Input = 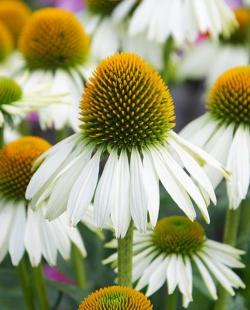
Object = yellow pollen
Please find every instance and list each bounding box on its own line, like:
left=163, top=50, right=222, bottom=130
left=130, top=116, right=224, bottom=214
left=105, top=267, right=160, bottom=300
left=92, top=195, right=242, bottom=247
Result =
left=207, top=66, right=250, bottom=127
left=0, top=20, right=13, bottom=61
left=78, top=286, right=153, bottom=310
left=80, top=52, right=175, bottom=151
left=0, top=0, right=31, bottom=46
left=0, top=137, right=51, bottom=201
left=19, top=8, right=90, bottom=71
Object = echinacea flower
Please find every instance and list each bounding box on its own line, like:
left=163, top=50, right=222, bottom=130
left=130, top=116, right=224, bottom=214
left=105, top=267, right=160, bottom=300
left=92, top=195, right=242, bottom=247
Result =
left=17, top=8, right=91, bottom=130
left=82, top=0, right=163, bottom=70
left=0, top=137, right=86, bottom=266
left=0, top=0, right=31, bottom=46
left=26, top=53, right=228, bottom=238
left=78, top=286, right=153, bottom=309
left=180, top=7, right=250, bottom=85
left=181, top=66, right=250, bottom=209
left=115, top=0, right=237, bottom=44
left=0, top=75, right=68, bottom=128
left=104, top=216, right=245, bottom=307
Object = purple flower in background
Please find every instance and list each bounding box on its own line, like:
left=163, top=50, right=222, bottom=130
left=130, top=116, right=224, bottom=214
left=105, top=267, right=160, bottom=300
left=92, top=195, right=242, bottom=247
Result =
left=225, top=0, right=243, bottom=8
left=41, top=0, right=85, bottom=12
left=44, top=266, right=75, bottom=285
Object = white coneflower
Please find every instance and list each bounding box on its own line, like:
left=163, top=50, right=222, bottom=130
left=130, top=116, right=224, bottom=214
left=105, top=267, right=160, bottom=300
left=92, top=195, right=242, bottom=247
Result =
left=81, top=0, right=163, bottom=70
left=78, top=286, right=153, bottom=309
left=114, top=0, right=237, bottom=44
left=26, top=52, right=228, bottom=238
left=0, top=137, right=86, bottom=267
left=104, top=216, right=245, bottom=307
left=180, top=7, right=250, bottom=85
left=181, top=66, right=250, bottom=209
left=17, top=8, right=92, bottom=130
left=0, top=75, right=68, bottom=128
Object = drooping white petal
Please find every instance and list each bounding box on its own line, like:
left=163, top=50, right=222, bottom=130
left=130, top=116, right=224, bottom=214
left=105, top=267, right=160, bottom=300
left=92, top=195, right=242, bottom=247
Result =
left=24, top=208, right=42, bottom=267
left=26, top=134, right=79, bottom=199
left=94, top=150, right=118, bottom=229
left=143, top=151, right=160, bottom=227
left=193, top=255, right=217, bottom=299
left=0, top=204, right=15, bottom=262
left=227, top=126, right=250, bottom=209
left=68, top=151, right=101, bottom=225
left=146, top=257, right=169, bottom=296
left=160, top=147, right=210, bottom=223
left=151, top=149, right=196, bottom=221
left=166, top=254, right=179, bottom=294
left=8, top=203, right=26, bottom=266
left=130, top=149, right=148, bottom=232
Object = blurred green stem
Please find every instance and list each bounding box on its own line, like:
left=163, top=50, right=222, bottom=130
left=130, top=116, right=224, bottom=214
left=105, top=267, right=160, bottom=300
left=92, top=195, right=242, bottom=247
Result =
left=72, top=244, right=86, bottom=289
left=214, top=207, right=241, bottom=310
left=32, top=264, right=50, bottom=310
left=17, top=258, right=35, bottom=310
left=56, top=127, right=69, bottom=142
left=238, top=199, right=250, bottom=249
left=167, top=290, right=178, bottom=310
left=117, top=222, right=134, bottom=287
left=0, top=125, right=4, bottom=148
left=163, top=37, right=175, bottom=84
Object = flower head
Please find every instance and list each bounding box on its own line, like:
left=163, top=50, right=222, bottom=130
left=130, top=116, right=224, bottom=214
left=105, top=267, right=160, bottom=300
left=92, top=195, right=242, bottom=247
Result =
left=0, top=0, right=31, bottom=45
left=19, top=8, right=90, bottom=71
left=0, top=137, right=86, bottom=266
left=228, top=7, right=250, bottom=44
left=86, top=0, right=122, bottom=15
left=0, top=20, right=13, bottom=62
left=207, top=66, right=250, bottom=127
left=0, top=137, right=50, bottom=201
left=78, top=286, right=152, bottom=310
left=105, top=216, right=245, bottom=308
left=26, top=52, right=228, bottom=237
left=80, top=53, right=175, bottom=151
left=181, top=65, right=250, bottom=209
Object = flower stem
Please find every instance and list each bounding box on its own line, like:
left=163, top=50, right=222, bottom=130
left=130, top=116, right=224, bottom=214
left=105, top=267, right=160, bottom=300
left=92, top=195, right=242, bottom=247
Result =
left=17, top=258, right=35, bottom=310
left=214, top=207, right=241, bottom=310
left=117, top=222, right=134, bottom=287
left=238, top=198, right=250, bottom=250
left=32, top=264, right=50, bottom=310
left=71, top=244, right=86, bottom=289
left=167, top=290, right=178, bottom=310
left=162, top=37, right=175, bottom=84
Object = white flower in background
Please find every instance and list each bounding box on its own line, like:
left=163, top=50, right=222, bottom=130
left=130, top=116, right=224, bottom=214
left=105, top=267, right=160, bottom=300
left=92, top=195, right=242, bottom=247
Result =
left=81, top=0, right=163, bottom=70
left=104, top=216, right=245, bottom=307
left=179, top=7, right=250, bottom=85
left=0, top=137, right=86, bottom=267
left=0, top=75, right=68, bottom=128
left=115, top=0, right=237, bottom=44
left=181, top=66, right=250, bottom=209
left=17, top=8, right=93, bottom=130
left=0, top=20, right=22, bottom=76
left=26, top=53, right=228, bottom=238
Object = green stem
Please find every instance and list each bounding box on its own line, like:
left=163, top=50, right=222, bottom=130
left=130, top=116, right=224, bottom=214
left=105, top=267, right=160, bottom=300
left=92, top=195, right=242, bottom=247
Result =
left=117, top=222, right=134, bottom=287
left=214, top=208, right=241, bottom=310
left=72, top=244, right=86, bottom=289
left=17, top=258, right=35, bottom=310
left=238, top=199, right=250, bottom=250
left=167, top=290, right=178, bottom=310
left=162, top=37, right=175, bottom=84
left=32, top=264, right=50, bottom=310
left=0, top=125, right=4, bottom=148
left=56, top=127, right=69, bottom=142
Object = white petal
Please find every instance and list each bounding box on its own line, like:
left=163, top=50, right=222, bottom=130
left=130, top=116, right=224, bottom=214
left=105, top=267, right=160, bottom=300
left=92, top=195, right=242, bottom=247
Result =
left=68, top=151, right=101, bottom=225
left=130, top=149, right=148, bottom=232
left=227, top=126, right=250, bottom=209
left=9, top=203, right=26, bottom=266
left=166, top=254, right=178, bottom=294
left=143, top=151, right=160, bottom=227
left=146, top=257, right=168, bottom=296
left=193, top=255, right=217, bottom=299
